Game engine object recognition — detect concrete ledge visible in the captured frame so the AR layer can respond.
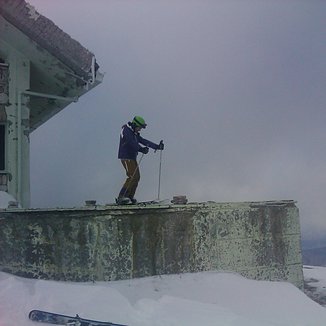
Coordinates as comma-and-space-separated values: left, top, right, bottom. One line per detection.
0, 200, 303, 288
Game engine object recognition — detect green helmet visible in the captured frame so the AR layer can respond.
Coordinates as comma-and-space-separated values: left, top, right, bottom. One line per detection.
132, 116, 147, 129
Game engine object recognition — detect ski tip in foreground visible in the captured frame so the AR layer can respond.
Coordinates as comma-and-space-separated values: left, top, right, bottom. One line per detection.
29, 309, 128, 326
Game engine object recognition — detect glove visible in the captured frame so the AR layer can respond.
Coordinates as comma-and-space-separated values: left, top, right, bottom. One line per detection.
140, 146, 149, 154
157, 140, 164, 151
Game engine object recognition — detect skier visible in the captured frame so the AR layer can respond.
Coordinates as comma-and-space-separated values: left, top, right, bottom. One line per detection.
116, 116, 164, 205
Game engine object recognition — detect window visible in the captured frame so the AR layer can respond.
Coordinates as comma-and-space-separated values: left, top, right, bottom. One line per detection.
0, 124, 5, 170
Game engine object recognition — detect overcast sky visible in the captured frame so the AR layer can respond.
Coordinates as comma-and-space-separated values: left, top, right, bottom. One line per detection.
27, 0, 325, 240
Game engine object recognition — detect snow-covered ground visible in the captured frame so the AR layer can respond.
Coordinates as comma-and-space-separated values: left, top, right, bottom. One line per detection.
1, 193, 325, 325
304, 265, 326, 307
1, 267, 326, 326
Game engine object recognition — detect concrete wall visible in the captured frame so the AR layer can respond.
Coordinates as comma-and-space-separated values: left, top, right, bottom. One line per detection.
0, 200, 304, 288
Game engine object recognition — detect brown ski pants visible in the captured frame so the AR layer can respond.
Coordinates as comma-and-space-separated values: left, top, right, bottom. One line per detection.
118, 159, 140, 199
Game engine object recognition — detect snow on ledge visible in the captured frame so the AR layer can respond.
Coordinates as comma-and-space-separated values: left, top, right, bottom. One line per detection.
0, 191, 20, 209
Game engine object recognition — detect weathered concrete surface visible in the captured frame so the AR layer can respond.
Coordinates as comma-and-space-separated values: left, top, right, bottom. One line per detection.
0, 200, 303, 288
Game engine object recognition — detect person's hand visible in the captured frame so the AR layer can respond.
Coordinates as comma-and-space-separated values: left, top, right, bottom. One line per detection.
157, 140, 164, 150
141, 146, 149, 154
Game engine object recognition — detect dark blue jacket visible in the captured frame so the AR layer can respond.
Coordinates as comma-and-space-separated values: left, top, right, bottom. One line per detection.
118, 123, 159, 160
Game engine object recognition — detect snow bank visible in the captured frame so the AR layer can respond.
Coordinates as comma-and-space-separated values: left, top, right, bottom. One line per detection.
1, 270, 326, 326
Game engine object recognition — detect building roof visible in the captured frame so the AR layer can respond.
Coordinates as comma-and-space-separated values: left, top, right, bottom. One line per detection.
0, 0, 98, 81
0, 0, 103, 131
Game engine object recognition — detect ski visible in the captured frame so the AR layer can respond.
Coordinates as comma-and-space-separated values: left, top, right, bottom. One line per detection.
111, 198, 170, 206
29, 310, 127, 326
136, 199, 170, 206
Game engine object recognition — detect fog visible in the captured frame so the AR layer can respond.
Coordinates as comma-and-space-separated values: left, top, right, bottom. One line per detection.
27, 0, 326, 240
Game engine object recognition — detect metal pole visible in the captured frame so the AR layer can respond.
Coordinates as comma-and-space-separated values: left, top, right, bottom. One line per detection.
23, 90, 78, 103
17, 92, 22, 205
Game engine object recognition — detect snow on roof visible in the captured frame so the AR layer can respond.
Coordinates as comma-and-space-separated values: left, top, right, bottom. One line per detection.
0, 0, 99, 80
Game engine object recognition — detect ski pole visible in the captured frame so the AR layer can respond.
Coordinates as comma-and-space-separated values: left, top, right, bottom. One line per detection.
138, 152, 145, 167
157, 148, 163, 201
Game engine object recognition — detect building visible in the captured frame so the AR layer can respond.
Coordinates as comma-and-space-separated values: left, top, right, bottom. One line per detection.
0, 0, 103, 207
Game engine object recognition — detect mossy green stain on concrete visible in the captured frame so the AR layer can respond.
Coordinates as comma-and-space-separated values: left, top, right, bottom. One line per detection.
0, 201, 303, 288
